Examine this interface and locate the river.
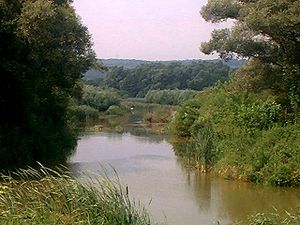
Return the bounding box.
[69,128,300,225]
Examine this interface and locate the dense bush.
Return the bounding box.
[106,105,126,116]
[171,99,202,137]
[81,86,121,112]
[103,61,230,97]
[69,104,99,122]
[172,75,300,186]
[145,89,198,105]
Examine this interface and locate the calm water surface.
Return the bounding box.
[69,131,300,225]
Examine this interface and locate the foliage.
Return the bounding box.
[0,166,155,225]
[171,99,202,137]
[0,0,95,168]
[144,106,174,124]
[200,0,300,112]
[69,104,99,122]
[106,105,127,116]
[236,100,281,132]
[190,126,214,167]
[103,61,230,97]
[172,77,300,186]
[81,85,121,112]
[201,0,300,65]
[145,89,198,105]
[182,1,300,186]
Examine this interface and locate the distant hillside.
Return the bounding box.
[101,59,150,69]
[83,58,245,80]
[101,58,245,69]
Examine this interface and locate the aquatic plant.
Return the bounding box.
[0,166,155,225]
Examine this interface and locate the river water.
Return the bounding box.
[69,130,300,225]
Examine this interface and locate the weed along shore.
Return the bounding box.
[0,166,154,225]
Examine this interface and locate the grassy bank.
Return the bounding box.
[171,78,300,187]
[0,166,155,225]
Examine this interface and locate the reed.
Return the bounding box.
[0,165,154,225]
[247,209,300,225]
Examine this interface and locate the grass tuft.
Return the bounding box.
[0,165,155,225]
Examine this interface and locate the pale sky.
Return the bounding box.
[73,0,230,61]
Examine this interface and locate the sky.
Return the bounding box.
[73,0,230,61]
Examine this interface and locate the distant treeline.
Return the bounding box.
[88,61,231,98]
[100,58,244,69]
[145,89,198,105]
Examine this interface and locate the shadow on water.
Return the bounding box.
[176,161,300,224]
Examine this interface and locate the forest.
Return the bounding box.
[87,60,231,98]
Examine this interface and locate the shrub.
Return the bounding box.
[171,99,202,137]
[81,86,121,111]
[106,105,126,116]
[70,104,99,121]
[144,106,173,124]
[172,78,300,186]
[236,100,281,132]
[145,89,198,105]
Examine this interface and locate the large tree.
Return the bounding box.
[200,0,300,109]
[0,0,95,168]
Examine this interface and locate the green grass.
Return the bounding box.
[0,166,155,225]
[245,209,300,225]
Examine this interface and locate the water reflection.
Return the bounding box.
[177,162,300,224]
[69,131,300,225]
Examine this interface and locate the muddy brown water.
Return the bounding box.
[69,130,300,225]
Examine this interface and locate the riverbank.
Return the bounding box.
[171,79,300,187]
[0,167,154,225]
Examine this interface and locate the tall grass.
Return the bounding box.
[0,166,155,225]
[246,209,300,225]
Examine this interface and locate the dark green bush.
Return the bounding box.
[145,89,198,105]
[172,78,300,186]
[106,105,126,116]
[171,99,202,137]
[70,104,99,122]
[236,100,281,132]
[81,86,121,111]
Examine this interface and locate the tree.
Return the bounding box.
[103,61,231,98]
[200,0,300,109]
[0,0,95,169]
[201,0,300,65]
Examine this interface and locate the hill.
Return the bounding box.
[102,58,244,69]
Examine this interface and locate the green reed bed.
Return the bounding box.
[246,209,300,225]
[0,166,154,225]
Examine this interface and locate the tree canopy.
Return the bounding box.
[0,0,95,168]
[201,0,300,66]
[102,61,231,98]
[201,0,300,110]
